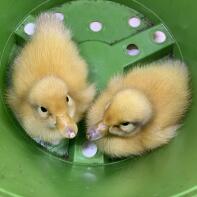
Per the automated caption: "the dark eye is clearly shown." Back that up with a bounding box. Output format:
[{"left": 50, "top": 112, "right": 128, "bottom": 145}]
[
  {"left": 121, "top": 122, "right": 130, "bottom": 126},
  {"left": 66, "top": 96, "right": 69, "bottom": 102},
  {"left": 40, "top": 106, "right": 48, "bottom": 113}
]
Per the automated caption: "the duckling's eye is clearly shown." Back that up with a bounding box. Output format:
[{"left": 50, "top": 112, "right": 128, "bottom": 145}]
[
  {"left": 66, "top": 95, "right": 73, "bottom": 107},
  {"left": 120, "top": 122, "right": 136, "bottom": 133},
  {"left": 121, "top": 122, "right": 130, "bottom": 126},
  {"left": 66, "top": 96, "right": 69, "bottom": 102},
  {"left": 37, "top": 106, "right": 49, "bottom": 118},
  {"left": 40, "top": 106, "right": 48, "bottom": 113}
]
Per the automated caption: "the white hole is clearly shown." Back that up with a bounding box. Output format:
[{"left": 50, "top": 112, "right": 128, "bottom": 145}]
[
  {"left": 153, "top": 31, "right": 167, "bottom": 43},
  {"left": 82, "top": 141, "right": 97, "bottom": 158},
  {"left": 89, "top": 21, "right": 103, "bottom": 32},
  {"left": 127, "top": 44, "right": 140, "bottom": 56},
  {"left": 128, "top": 17, "right": 141, "bottom": 28},
  {"left": 24, "top": 23, "right": 35, "bottom": 35},
  {"left": 54, "top": 12, "right": 64, "bottom": 21}
]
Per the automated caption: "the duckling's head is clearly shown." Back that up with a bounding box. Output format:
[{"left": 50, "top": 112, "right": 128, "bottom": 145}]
[
  {"left": 87, "top": 89, "right": 153, "bottom": 141},
  {"left": 22, "top": 76, "right": 78, "bottom": 143}
]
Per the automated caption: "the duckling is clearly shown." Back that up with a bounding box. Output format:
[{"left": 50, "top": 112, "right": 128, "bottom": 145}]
[
  {"left": 7, "top": 13, "right": 95, "bottom": 144},
  {"left": 86, "top": 61, "right": 190, "bottom": 157}
]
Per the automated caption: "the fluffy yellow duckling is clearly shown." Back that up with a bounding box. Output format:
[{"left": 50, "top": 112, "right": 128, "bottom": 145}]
[
  {"left": 87, "top": 61, "right": 190, "bottom": 157},
  {"left": 7, "top": 13, "right": 95, "bottom": 144}
]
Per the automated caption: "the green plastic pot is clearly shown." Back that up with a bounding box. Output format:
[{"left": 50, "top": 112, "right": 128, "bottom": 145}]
[{"left": 0, "top": 0, "right": 196, "bottom": 196}]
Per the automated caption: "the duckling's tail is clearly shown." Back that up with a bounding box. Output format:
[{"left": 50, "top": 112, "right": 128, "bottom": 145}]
[{"left": 34, "top": 12, "right": 71, "bottom": 40}]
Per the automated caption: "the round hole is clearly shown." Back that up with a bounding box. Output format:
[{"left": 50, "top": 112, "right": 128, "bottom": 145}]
[
  {"left": 126, "top": 44, "right": 140, "bottom": 56},
  {"left": 54, "top": 12, "right": 64, "bottom": 21},
  {"left": 153, "top": 31, "right": 167, "bottom": 43},
  {"left": 24, "top": 23, "right": 36, "bottom": 35},
  {"left": 89, "top": 21, "right": 103, "bottom": 32},
  {"left": 82, "top": 141, "right": 97, "bottom": 158},
  {"left": 128, "top": 17, "right": 141, "bottom": 28}
]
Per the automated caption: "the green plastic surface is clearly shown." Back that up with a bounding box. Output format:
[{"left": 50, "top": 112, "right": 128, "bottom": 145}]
[{"left": 0, "top": 0, "right": 196, "bottom": 196}]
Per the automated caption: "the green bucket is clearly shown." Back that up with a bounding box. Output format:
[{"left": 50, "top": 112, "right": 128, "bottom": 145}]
[{"left": 0, "top": 0, "right": 196, "bottom": 196}]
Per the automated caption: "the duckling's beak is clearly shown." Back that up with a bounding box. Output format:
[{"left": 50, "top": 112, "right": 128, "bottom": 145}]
[
  {"left": 56, "top": 115, "right": 78, "bottom": 139},
  {"left": 63, "top": 127, "right": 77, "bottom": 139},
  {"left": 87, "top": 123, "right": 108, "bottom": 141}
]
